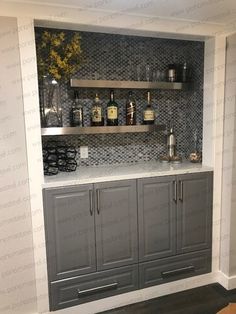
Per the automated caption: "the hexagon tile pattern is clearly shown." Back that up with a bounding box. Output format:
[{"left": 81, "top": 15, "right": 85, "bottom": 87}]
[{"left": 36, "top": 28, "right": 204, "bottom": 167}]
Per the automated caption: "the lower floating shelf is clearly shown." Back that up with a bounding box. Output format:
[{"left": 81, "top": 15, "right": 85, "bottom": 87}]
[{"left": 41, "top": 125, "right": 166, "bottom": 136}]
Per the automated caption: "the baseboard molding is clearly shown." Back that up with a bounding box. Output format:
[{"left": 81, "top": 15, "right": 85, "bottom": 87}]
[
  {"left": 217, "top": 271, "right": 236, "bottom": 290},
  {"left": 42, "top": 273, "right": 216, "bottom": 314}
]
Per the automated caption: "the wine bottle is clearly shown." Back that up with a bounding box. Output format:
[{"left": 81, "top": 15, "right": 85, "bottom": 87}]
[
  {"left": 126, "top": 91, "right": 136, "bottom": 125},
  {"left": 143, "top": 91, "right": 155, "bottom": 125},
  {"left": 91, "top": 93, "right": 104, "bottom": 126},
  {"left": 71, "top": 91, "right": 84, "bottom": 127},
  {"left": 107, "top": 90, "right": 118, "bottom": 126}
]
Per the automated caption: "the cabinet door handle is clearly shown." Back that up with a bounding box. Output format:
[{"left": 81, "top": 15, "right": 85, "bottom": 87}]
[
  {"left": 78, "top": 282, "right": 118, "bottom": 297},
  {"left": 96, "top": 189, "right": 100, "bottom": 214},
  {"left": 173, "top": 181, "right": 177, "bottom": 202},
  {"left": 179, "top": 180, "right": 183, "bottom": 201},
  {"left": 161, "top": 265, "right": 195, "bottom": 278},
  {"left": 89, "top": 190, "right": 93, "bottom": 216}
]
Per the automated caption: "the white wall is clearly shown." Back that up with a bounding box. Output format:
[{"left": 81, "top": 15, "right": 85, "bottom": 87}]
[{"left": 0, "top": 16, "right": 37, "bottom": 314}]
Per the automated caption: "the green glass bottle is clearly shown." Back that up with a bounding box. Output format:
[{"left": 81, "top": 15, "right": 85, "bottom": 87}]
[{"left": 107, "top": 90, "right": 118, "bottom": 126}]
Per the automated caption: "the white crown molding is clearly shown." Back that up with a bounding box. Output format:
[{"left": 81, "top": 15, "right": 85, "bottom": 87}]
[{"left": 0, "top": 1, "right": 227, "bottom": 39}]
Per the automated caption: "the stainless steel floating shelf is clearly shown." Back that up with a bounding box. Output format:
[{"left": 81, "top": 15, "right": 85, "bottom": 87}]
[
  {"left": 41, "top": 125, "right": 166, "bottom": 136},
  {"left": 70, "top": 79, "right": 190, "bottom": 90}
]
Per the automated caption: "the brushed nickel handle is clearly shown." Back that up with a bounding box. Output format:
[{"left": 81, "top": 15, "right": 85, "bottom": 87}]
[
  {"left": 96, "top": 189, "right": 100, "bottom": 214},
  {"left": 179, "top": 180, "right": 183, "bottom": 201},
  {"left": 78, "top": 282, "right": 118, "bottom": 297},
  {"left": 89, "top": 190, "right": 93, "bottom": 216},
  {"left": 161, "top": 265, "right": 195, "bottom": 278},
  {"left": 173, "top": 180, "right": 177, "bottom": 202}
]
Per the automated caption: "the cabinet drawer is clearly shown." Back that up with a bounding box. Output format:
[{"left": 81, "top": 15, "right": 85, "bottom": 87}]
[
  {"left": 139, "top": 250, "right": 211, "bottom": 288},
  {"left": 50, "top": 265, "right": 138, "bottom": 310}
]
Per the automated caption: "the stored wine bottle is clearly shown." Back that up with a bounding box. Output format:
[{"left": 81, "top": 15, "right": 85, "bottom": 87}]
[
  {"left": 91, "top": 93, "right": 104, "bottom": 126},
  {"left": 126, "top": 91, "right": 136, "bottom": 125},
  {"left": 107, "top": 90, "right": 118, "bottom": 126},
  {"left": 71, "top": 91, "right": 84, "bottom": 127},
  {"left": 143, "top": 91, "right": 155, "bottom": 125}
]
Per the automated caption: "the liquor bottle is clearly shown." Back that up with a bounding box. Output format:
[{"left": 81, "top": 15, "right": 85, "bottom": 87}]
[
  {"left": 143, "top": 91, "right": 155, "bottom": 125},
  {"left": 126, "top": 91, "right": 136, "bottom": 125},
  {"left": 107, "top": 90, "right": 118, "bottom": 126},
  {"left": 91, "top": 93, "right": 104, "bottom": 126},
  {"left": 71, "top": 91, "right": 84, "bottom": 127},
  {"left": 167, "top": 123, "right": 176, "bottom": 158}
]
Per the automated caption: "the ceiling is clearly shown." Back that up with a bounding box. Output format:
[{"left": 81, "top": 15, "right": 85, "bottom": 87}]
[{"left": 3, "top": 0, "right": 236, "bottom": 25}]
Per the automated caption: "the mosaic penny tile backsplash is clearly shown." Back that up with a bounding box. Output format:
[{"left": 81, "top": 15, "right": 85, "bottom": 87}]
[{"left": 35, "top": 27, "right": 204, "bottom": 167}]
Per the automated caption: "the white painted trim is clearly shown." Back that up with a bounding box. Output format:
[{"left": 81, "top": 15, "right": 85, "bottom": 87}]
[
  {"left": 217, "top": 271, "right": 236, "bottom": 290},
  {"left": 212, "top": 35, "right": 226, "bottom": 273},
  {"left": 203, "top": 36, "right": 226, "bottom": 275},
  {"left": 14, "top": 14, "right": 227, "bottom": 314},
  {"left": 17, "top": 17, "right": 50, "bottom": 313},
  {"left": 35, "top": 19, "right": 207, "bottom": 42}
]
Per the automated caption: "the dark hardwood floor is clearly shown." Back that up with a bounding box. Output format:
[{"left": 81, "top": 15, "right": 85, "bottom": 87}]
[{"left": 99, "top": 284, "right": 236, "bottom": 314}]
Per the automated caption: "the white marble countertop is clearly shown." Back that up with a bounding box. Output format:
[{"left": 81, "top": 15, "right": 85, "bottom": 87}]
[{"left": 42, "top": 161, "right": 213, "bottom": 189}]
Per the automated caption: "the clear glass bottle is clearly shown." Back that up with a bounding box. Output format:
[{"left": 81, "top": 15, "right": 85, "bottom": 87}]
[
  {"left": 143, "top": 91, "right": 155, "bottom": 125},
  {"left": 107, "top": 90, "right": 118, "bottom": 126},
  {"left": 91, "top": 93, "right": 104, "bottom": 126},
  {"left": 43, "top": 77, "right": 62, "bottom": 127},
  {"left": 126, "top": 91, "right": 136, "bottom": 125},
  {"left": 168, "top": 64, "right": 177, "bottom": 82},
  {"left": 71, "top": 91, "right": 84, "bottom": 127},
  {"left": 182, "top": 62, "right": 188, "bottom": 82}
]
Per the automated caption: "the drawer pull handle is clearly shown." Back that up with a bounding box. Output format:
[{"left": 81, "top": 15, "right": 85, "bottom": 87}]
[
  {"left": 179, "top": 180, "right": 183, "bottom": 201},
  {"left": 96, "top": 189, "right": 100, "bottom": 214},
  {"left": 161, "top": 265, "right": 195, "bottom": 278},
  {"left": 173, "top": 180, "right": 177, "bottom": 202},
  {"left": 89, "top": 190, "right": 93, "bottom": 216},
  {"left": 78, "top": 282, "right": 118, "bottom": 297}
]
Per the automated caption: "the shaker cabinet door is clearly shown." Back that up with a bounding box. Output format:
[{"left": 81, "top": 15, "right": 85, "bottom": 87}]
[
  {"left": 94, "top": 180, "right": 138, "bottom": 271},
  {"left": 176, "top": 172, "right": 213, "bottom": 254},
  {"left": 43, "top": 184, "right": 96, "bottom": 281},
  {"left": 138, "top": 176, "right": 177, "bottom": 262}
]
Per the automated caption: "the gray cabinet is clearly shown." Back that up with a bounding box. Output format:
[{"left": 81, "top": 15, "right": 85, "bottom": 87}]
[
  {"left": 138, "top": 176, "right": 176, "bottom": 262},
  {"left": 43, "top": 180, "right": 138, "bottom": 282},
  {"left": 50, "top": 265, "right": 139, "bottom": 310},
  {"left": 139, "top": 249, "right": 211, "bottom": 288},
  {"left": 43, "top": 184, "right": 96, "bottom": 281},
  {"left": 177, "top": 172, "right": 213, "bottom": 254},
  {"left": 95, "top": 180, "right": 138, "bottom": 270},
  {"left": 44, "top": 171, "right": 213, "bottom": 311},
  {"left": 138, "top": 172, "right": 213, "bottom": 262}
]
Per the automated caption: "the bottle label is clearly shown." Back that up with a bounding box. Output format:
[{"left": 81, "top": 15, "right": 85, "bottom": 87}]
[
  {"left": 107, "top": 106, "right": 118, "bottom": 119},
  {"left": 127, "top": 105, "right": 135, "bottom": 116},
  {"left": 92, "top": 107, "right": 102, "bottom": 122},
  {"left": 143, "top": 110, "right": 155, "bottom": 121},
  {"left": 73, "top": 109, "right": 83, "bottom": 125}
]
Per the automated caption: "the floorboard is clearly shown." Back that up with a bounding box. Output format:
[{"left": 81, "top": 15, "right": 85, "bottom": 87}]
[{"left": 99, "top": 284, "right": 236, "bottom": 314}]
